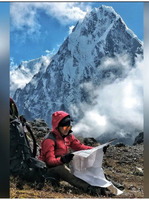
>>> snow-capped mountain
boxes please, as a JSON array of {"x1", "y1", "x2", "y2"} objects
[
  {"x1": 13, "y1": 5, "x2": 143, "y2": 144},
  {"x1": 10, "y1": 55, "x2": 51, "y2": 97}
]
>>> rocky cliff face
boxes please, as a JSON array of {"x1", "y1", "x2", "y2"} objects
[{"x1": 13, "y1": 5, "x2": 143, "y2": 143}]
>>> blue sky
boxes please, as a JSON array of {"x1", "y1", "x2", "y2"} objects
[{"x1": 10, "y1": 2, "x2": 143, "y2": 66}]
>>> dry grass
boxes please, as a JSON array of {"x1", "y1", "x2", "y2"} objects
[{"x1": 10, "y1": 144, "x2": 144, "y2": 199}]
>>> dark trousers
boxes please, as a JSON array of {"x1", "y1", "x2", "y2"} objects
[{"x1": 46, "y1": 164, "x2": 89, "y2": 191}]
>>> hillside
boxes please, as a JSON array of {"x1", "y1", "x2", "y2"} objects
[
  {"x1": 10, "y1": 144, "x2": 144, "y2": 198},
  {"x1": 10, "y1": 119, "x2": 144, "y2": 198}
]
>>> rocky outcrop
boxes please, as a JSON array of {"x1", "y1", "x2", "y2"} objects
[
  {"x1": 133, "y1": 132, "x2": 144, "y2": 145},
  {"x1": 84, "y1": 137, "x2": 99, "y2": 146},
  {"x1": 28, "y1": 119, "x2": 50, "y2": 145}
]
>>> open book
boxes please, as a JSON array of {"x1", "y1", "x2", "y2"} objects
[{"x1": 70, "y1": 138, "x2": 123, "y2": 196}]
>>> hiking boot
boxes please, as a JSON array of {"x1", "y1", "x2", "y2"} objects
[
  {"x1": 87, "y1": 186, "x2": 106, "y2": 197},
  {"x1": 35, "y1": 182, "x2": 45, "y2": 190},
  {"x1": 46, "y1": 177, "x2": 60, "y2": 187},
  {"x1": 16, "y1": 181, "x2": 24, "y2": 190}
]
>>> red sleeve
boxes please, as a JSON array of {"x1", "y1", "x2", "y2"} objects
[
  {"x1": 42, "y1": 139, "x2": 62, "y2": 167},
  {"x1": 70, "y1": 134, "x2": 93, "y2": 151}
]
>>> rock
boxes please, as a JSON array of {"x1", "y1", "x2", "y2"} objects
[
  {"x1": 33, "y1": 119, "x2": 49, "y2": 127},
  {"x1": 36, "y1": 127, "x2": 48, "y2": 133},
  {"x1": 27, "y1": 119, "x2": 50, "y2": 144},
  {"x1": 133, "y1": 132, "x2": 144, "y2": 145},
  {"x1": 128, "y1": 185, "x2": 137, "y2": 191},
  {"x1": 111, "y1": 180, "x2": 125, "y2": 190},
  {"x1": 115, "y1": 143, "x2": 126, "y2": 147},
  {"x1": 37, "y1": 131, "x2": 45, "y2": 138},
  {"x1": 133, "y1": 167, "x2": 143, "y2": 176},
  {"x1": 84, "y1": 137, "x2": 99, "y2": 147}
]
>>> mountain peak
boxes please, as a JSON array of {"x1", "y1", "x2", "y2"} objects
[
  {"x1": 70, "y1": 5, "x2": 122, "y2": 47},
  {"x1": 13, "y1": 5, "x2": 143, "y2": 144},
  {"x1": 100, "y1": 4, "x2": 118, "y2": 14},
  {"x1": 85, "y1": 5, "x2": 120, "y2": 22}
]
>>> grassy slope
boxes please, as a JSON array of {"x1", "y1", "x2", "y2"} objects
[{"x1": 10, "y1": 144, "x2": 143, "y2": 198}]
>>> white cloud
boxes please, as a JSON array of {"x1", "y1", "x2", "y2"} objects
[
  {"x1": 72, "y1": 55, "x2": 143, "y2": 143},
  {"x1": 45, "y1": 49, "x2": 57, "y2": 58},
  {"x1": 41, "y1": 2, "x2": 87, "y2": 24},
  {"x1": 10, "y1": 3, "x2": 41, "y2": 35},
  {"x1": 45, "y1": 50, "x2": 50, "y2": 54},
  {"x1": 10, "y1": 2, "x2": 90, "y2": 33}
]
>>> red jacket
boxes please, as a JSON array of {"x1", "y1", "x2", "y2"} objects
[{"x1": 38, "y1": 111, "x2": 92, "y2": 167}]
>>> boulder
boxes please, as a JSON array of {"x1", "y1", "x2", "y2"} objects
[
  {"x1": 115, "y1": 143, "x2": 126, "y2": 147},
  {"x1": 133, "y1": 132, "x2": 144, "y2": 145},
  {"x1": 84, "y1": 137, "x2": 99, "y2": 147}
]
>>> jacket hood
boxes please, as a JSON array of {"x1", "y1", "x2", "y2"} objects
[{"x1": 51, "y1": 111, "x2": 70, "y2": 131}]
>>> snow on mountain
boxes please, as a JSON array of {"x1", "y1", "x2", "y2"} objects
[
  {"x1": 13, "y1": 5, "x2": 143, "y2": 144},
  {"x1": 10, "y1": 55, "x2": 51, "y2": 97}
]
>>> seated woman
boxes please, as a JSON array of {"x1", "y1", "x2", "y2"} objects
[{"x1": 38, "y1": 110, "x2": 106, "y2": 196}]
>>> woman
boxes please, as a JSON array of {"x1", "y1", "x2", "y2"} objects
[{"x1": 39, "y1": 111, "x2": 105, "y2": 195}]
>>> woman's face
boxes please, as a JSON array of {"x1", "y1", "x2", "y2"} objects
[{"x1": 59, "y1": 126, "x2": 71, "y2": 136}]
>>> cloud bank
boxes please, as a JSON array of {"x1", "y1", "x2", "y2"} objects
[
  {"x1": 72, "y1": 55, "x2": 143, "y2": 144},
  {"x1": 10, "y1": 2, "x2": 91, "y2": 34}
]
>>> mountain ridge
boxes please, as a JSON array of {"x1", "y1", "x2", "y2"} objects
[
  {"x1": 10, "y1": 55, "x2": 51, "y2": 97},
  {"x1": 13, "y1": 5, "x2": 143, "y2": 144}
]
